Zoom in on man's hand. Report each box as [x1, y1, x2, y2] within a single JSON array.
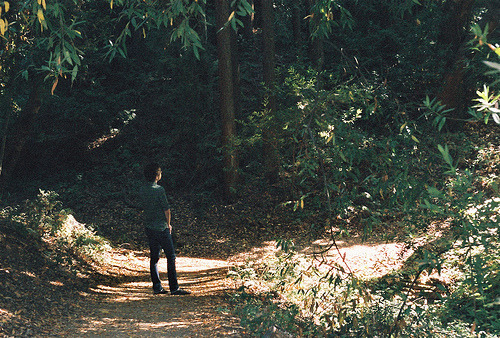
[[165, 209, 172, 233]]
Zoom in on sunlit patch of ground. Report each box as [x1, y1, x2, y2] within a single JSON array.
[[58, 250, 248, 337], [0, 308, 15, 325], [229, 238, 413, 280], [49, 234, 452, 337], [306, 239, 413, 279], [229, 241, 279, 264]]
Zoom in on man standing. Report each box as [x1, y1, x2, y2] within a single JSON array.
[[139, 162, 190, 295]]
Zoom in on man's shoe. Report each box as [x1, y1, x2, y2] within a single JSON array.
[[154, 288, 169, 295], [171, 289, 191, 296]]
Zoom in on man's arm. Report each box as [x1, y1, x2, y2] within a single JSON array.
[[165, 209, 172, 233]]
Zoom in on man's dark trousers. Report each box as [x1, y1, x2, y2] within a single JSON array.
[[145, 227, 179, 293]]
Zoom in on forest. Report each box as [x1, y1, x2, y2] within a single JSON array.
[[0, 0, 499, 336]]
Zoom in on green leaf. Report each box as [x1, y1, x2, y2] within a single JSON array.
[[427, 186, 442, 197], [437, 144, 446, 156], [484, 61, 500, 71], [242, 0, 254, 14], [63, 49, 73, 65], [118, 47, 126, 58], [424, 95, 431, 107], [193, 45, 200, 60], [493, 113, 500, 125], [339, 151, 347, 162], [71, 65, 78, 82], [438, 116, 446, 131]]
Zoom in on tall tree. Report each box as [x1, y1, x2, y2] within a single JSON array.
[[437, 0, 476, 116], [241, 0, 255, 39], [292, 1, 304, 47], [306, 0, 352, 72], [0, 0, 82, 192], [261, 0, 279, 183], [308, 0, 325, 71], [1, 81, 41, 191], [216, 0, 239, 201]]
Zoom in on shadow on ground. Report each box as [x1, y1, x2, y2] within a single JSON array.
[[54, 254, 249, 337]]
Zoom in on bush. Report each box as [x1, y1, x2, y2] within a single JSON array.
[[2, 190, 111, 267], [229, 236, 499, 337], [241, 65, 429, 236]]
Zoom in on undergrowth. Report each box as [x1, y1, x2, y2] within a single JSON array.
[[228, 61, 499, 337], [0, 190, 111, 271], [227, 136, 499, 337], [229, 232, 498, 337]]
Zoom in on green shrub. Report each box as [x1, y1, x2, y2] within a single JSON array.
[[241, 65, 429, 235], [230, 236, 499, 337], [2, 190, 111, 267]]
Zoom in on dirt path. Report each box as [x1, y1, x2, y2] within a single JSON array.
[[303, 238, 413, 279], [1, 231, 415, 337], [52, 251, 249, 337], [59, 239, 412, 337]]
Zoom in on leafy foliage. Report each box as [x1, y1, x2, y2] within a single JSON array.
[[419, 152, 500, 332], [242, 65, 428, 232], [0, 0, 499, 336], [229, 11, 499, 333], [1, 190, 111, 267], [472, 85, 500, 125]]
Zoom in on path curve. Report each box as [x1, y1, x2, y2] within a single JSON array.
[[56, 250, 248, 337], [44, 238, 413, 337]]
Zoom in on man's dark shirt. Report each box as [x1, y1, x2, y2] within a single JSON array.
[[138, 182, 170, 231]]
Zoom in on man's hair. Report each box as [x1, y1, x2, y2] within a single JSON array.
[[143, 162, 161, 182]]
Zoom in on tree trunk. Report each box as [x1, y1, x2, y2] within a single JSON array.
[[292, 2, 303, 48], [0, 93, 13, 180], [0, 82, 42, 193], [230, 7, 241, 122], [253, 0, 262, 29], [261, 0, 279, 183], [437, 0, 475, 117], [216, 0, 239, 201], [308, 0, 324, 71], [241, 0, 254, 39]]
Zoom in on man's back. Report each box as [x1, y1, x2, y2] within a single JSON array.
[[139, 183, 170, 231]]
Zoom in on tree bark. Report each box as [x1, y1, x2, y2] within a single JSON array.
[[253, 0, 262, 29], [0, 82, 42, 193], [216, 0, 239, 201], [230, 7, 241, 123], [0, 112, 12, 185], [0, 93, 13, 180], [241, 0, 255, 39], [292, 2, 303, 48], [437, 0, 476, 117], [308, 0, 324, 71], [261, 0, 279, 183]]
